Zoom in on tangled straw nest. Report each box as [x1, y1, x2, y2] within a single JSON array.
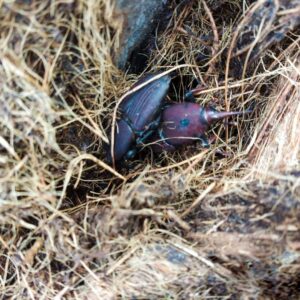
[[0, 0, 300, 298]]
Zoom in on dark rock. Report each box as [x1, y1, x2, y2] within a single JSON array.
[[113, 0, 168, 71]]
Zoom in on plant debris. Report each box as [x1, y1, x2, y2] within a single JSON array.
[[1, 0, 300, 298]]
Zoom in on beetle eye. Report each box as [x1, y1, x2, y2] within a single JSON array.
[[179, 118, 190, 127]]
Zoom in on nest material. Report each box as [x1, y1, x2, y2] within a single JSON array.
[[0, 0, 300, 299]]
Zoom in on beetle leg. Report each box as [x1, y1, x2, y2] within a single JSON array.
[[125, 148, 137, 160], [136, 130, 154, 145], [200, 134, 218, 147], [215, 149, 230, 157], [121, 115, 145, 139], [184, 84, 207, 102], [198, 134, 210, 148], [208, 135, 217, 144], [145, 116, 161, 131], [122, 115, 160, 139], [184, 90, 196, 102], [135, 116, 161, 145], [150, 128, 176, 153]]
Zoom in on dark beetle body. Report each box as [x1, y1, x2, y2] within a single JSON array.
[[120, 74, 171, 132], [109, 73, 171, 162], [112, 119, 135, 161], [151, 102, 249, 152]]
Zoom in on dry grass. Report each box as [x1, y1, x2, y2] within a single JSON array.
[[0, 0, 300, 299]]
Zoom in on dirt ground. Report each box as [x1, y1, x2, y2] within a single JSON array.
[[0, 0, 300, 299]]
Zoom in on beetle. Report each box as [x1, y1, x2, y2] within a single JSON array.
[[107, 73, 172, 162], [150, 102, 251, 152]]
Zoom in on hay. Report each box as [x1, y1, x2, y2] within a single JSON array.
[[1, 0, 300, 298]]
